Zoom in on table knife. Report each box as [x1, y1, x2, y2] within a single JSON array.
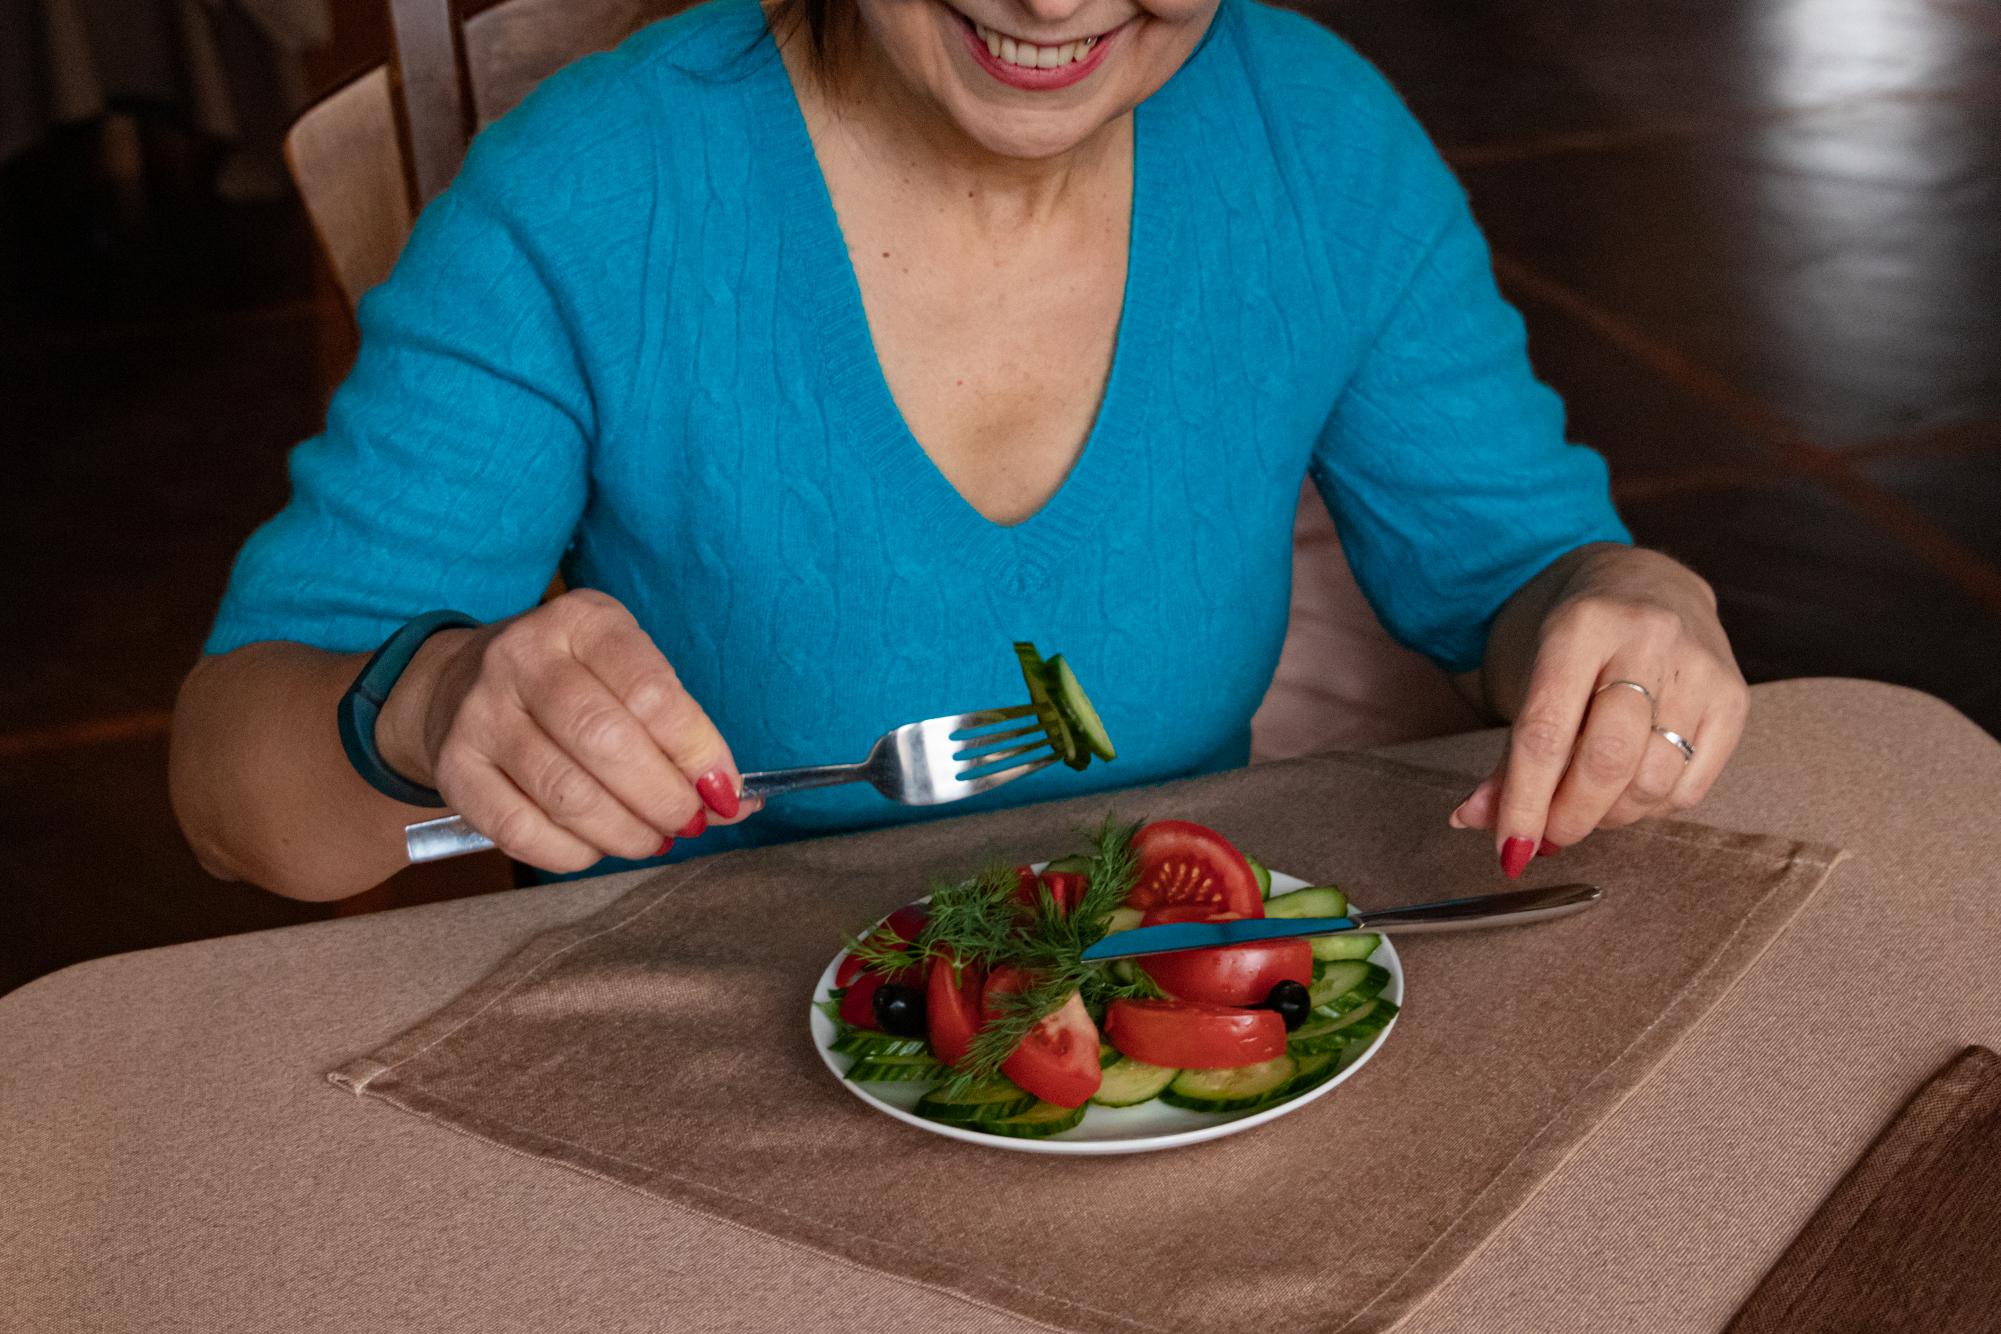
[[1078, 882, 1603, 960]]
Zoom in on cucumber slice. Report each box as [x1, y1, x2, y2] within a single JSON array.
[[830, 1030, 931, 1059], [1312, 996, 1392, 1048], [915, 1079, 1038, 1124], [1267, 887, 1378, 961], [1044, 655, 1115, 762], [1102, 906, 1145, 984], [1306, 932, 1380, 962], [987, 1100, 1088, 1139], [1280, 1050, 1339, 1096], [1308, 961, 1390, 1013], [1015, 643, 1083, 769], [1287, 1017, 1359, 1057], [1092, 1056, 1178, 1108], [1265, 886, 1347, 918], [1293, 998, 1398, 1054], [846, 1056, 949, 1083], [1099, 1043, 1122, 1068], [1160, 1056, 1299, 1113], [1043, 854, 1093, 876], [1244, 855, 1272, 899]]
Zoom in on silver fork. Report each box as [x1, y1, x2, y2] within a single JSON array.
[[403, 703, 1061, 863]]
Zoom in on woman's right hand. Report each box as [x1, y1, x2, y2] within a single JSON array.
[[377, 589, 754, 873]]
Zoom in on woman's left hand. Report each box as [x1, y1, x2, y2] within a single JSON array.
[[1451, 546, 1750, 877]]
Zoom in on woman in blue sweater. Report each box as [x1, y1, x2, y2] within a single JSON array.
[[170, 0, 1747, 900]]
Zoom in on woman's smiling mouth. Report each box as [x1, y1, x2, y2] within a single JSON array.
[[953, 9, 1126, 91]]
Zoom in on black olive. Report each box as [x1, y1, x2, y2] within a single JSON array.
[[1263, 979, 1312, 1031], [872, 983, 927, 1037]]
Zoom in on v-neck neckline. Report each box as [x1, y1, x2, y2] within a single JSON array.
[[746, 19, 1176, 593]]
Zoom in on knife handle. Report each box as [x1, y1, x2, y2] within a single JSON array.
[[1351, 882, 1601, 933]]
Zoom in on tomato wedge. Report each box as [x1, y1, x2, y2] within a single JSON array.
[[839, 971, 891, 1029], [1103, 998, 1286, 1069], [1140, 936, 1313, 1008], [1040, 871, 1088, 914], [983, 966, 1102, 1107], [926, 951, 985, 1067], [1123, 820, 1263, 920], [835, 902, 930, 988], [1011, 866, 1086, 917], [1141, 905, 1245, 927]]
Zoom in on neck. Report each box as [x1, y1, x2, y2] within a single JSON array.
[[781, 24, 1129, 230]]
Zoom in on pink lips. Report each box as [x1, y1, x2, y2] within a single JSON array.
[[958, 14, 1121, 91]]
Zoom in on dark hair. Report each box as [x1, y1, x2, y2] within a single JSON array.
[[765, 0, 848, 68]]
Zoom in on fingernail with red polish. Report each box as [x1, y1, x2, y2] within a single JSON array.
[[696, 770, 740, 820], [677, 810, 707, 839], [655, 837, 675, 858], [1538, 840, 1563, 857], [1501, 837, 1535, 880]]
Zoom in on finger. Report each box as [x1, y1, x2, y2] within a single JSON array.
[[488, 706, 670, 863], [1541, 682, 1656, 847], [1668, 689, 1748, 811], [517, 651, 710, 841], [1600, 716, 1690, 827], [570, 613, 751, 825], [1449, 769, 1501, 830], [435, 749, 601, 875], [1493, 649, 1606, 869]]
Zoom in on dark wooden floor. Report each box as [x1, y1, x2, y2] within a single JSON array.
[[3, 0, 1997, 995]]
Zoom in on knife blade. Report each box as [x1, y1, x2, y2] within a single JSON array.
[[1078, 882, 1603, 960]]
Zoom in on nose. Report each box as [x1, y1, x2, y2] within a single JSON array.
[[1011, 0, 1094, 28]]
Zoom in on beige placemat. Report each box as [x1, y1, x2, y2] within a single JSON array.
[[331, 754, 1843, 1334], [1726, 1045, 2001, 1334]]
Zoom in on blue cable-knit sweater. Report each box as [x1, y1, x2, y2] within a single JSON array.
[[207, 0, 1629, 866]]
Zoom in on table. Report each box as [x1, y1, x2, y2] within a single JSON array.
[[3, 678, 1996, 1332]]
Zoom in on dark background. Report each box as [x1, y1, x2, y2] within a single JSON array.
[[4, 0, 1997, 995]]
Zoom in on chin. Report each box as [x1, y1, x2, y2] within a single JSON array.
[[952, 106, 1109, 161]]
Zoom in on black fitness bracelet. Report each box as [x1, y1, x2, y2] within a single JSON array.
[[336, 609, 480, 807]]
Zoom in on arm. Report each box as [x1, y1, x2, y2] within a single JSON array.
[[171, 64, 752, 900], [171, 637, 456, 901], [1308, 90, 1746, 869], [172, 599, 755, 902]]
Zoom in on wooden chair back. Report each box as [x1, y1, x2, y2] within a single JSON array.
[[286, 0, 686, 310]]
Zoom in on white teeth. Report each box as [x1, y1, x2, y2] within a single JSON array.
[[972, 18, 1098, 68]]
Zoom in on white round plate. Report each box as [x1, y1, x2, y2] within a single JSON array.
[[809, 869, 1403, 1155]]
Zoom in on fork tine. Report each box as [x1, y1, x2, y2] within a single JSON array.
[[949, 703, 1039, 730], [954, 739, 1050, 771], [952, 722, 1043, 756], [958, 752, 1059, 795]]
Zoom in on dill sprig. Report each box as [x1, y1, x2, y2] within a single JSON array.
[[916, 814, 1148, 1097], [843, 928, 930, 976], [835, 814, 1154, 1098]]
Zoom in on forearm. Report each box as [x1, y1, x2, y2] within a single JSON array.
[[167, 637, 462, 901]]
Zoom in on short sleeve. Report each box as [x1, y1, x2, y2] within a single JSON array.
[[1309, 125, 1630, 673], [204, 58, 653, 655]]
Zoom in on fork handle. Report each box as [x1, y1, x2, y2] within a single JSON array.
[[403, 763, 867, 864], [738, 762, 869, 799]]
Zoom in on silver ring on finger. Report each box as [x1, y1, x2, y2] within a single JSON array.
[[1651, 725, 1695, 765], [1596, 679, 1657, 720]]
